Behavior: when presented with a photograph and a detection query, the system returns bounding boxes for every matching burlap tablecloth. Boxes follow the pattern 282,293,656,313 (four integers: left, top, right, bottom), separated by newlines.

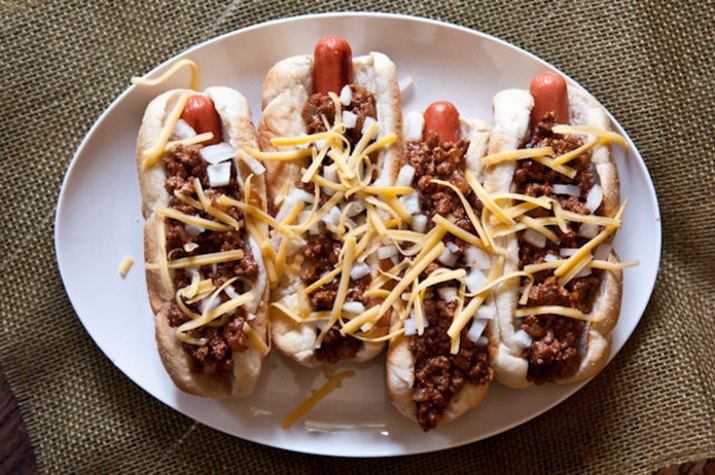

1,1,713,473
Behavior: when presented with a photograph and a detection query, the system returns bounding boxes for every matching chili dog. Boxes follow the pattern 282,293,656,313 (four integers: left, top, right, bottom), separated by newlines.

137,87,269,398
486,73,626,387
254,36,402,367
386,102,497,431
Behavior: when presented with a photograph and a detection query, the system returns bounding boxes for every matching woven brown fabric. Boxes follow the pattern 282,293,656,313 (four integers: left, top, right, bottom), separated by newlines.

1,1,713,473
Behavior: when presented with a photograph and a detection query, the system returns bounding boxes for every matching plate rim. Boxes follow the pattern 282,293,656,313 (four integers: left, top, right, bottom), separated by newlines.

54,11,662,457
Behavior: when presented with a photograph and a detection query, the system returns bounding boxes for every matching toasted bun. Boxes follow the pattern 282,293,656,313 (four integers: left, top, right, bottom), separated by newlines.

136,87,269,398
486,86,623,388
385,111,494,426
258,52,402,367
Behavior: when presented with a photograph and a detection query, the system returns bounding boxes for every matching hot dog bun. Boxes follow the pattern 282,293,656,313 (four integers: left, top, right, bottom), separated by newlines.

257,49,402,367
137,87,269,398
386,110,496,427
486,85,623,388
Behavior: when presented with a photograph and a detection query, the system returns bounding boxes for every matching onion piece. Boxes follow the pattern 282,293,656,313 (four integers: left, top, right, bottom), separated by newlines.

438,247,458,267
339,85,352,106
586,184,603,213
574,267,592,278
377,245,398,260
183,242,199,253
405,114,424,142
404,318,417,336
200,142,235,165
476,335,489,347
288,188,315,204
467,318,489,342
560,247,579,257
510,329,533,349
350,263,371,280
437,287,458,302
207,162,231,187
321,207,342,227
395,165,416,187
238,152,265,175
343,301,366,314
173,118,196,139
552,184,581,197
198,295,221,315
465,269,487,293
476,300,497,320
523,229,547,248
446,241,461,254
342,111,358,129
399,192,420,215
544,253,559,263
412,214,428,233
225,285,241,301
346,200,366,218
466,246,492,270
578,222,600,238
184,223,205,237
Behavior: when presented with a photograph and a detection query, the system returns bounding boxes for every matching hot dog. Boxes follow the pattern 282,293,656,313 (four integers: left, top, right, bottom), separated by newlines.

254,36,402,367
136,87,269,398
385,102,496,431
485,73,628,387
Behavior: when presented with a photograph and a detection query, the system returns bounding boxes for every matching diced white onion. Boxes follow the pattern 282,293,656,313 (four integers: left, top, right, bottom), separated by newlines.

594,243,612,260
309,223,321,235
361,117,377,136
510,329,533,349
446,241,461,254
377,245,398,260
239,152,265,175
467,318,489,342
390,255,400,266
346,200,366,218
323,164,338,182
552,184,581,197
314,138,327,150
438,248,458,267
466,246,492,270
343,301,366,314
322,207,342,227
574,267,592,278
225,285,241,300
412,214,428,233
404,318,417,336
172,119,196,139
198,295,221,315
475,335,489,347
288,188,315,204
185,267,199,279
544,253,559,263
437,287,458,302
184,223,205,237
578,222,600,238
298,210,312,225
405,114,424,142
410,310,428,328
350,263,371,280
207,162,231,187
465,269,487,293
476,300,497,320
398,74,414,95
586,185,603,213
342,110,358,129
523,229,547,248
560,247,579,257
200,142,235,165
395,165,416,187
183,242,198,253
339,85,352,106
399,192,421,215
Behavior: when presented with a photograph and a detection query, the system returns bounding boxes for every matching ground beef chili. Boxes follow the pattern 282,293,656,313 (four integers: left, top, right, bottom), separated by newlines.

296,85,379,362
162,144,253,376
302,85,377,146
516,113,605,383
404,133,493,431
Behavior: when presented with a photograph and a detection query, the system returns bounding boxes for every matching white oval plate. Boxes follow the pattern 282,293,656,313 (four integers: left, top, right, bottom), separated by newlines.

55,13,661,457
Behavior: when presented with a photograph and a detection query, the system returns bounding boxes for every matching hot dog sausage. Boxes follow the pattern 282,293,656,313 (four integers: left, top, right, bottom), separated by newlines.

181,95,223,145
423,101,460,143
313,35,354,94
529,72,569,129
